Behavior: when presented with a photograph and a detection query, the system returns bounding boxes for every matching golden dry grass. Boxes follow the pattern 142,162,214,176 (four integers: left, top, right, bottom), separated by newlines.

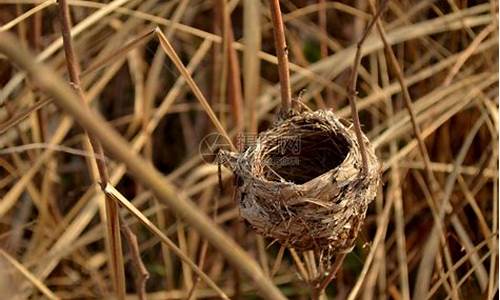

0,1,498,299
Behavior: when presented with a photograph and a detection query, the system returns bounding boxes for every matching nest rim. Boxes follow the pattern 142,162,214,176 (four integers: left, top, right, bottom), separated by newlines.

251,117,353,186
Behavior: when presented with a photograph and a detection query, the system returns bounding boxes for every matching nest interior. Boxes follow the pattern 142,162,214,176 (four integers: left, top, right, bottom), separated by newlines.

258,118,351,184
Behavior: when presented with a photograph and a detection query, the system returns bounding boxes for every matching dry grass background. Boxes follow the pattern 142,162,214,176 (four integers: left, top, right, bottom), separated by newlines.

0,0,498,299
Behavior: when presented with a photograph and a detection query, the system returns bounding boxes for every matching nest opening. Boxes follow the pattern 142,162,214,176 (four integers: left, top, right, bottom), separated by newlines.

261,121,351,184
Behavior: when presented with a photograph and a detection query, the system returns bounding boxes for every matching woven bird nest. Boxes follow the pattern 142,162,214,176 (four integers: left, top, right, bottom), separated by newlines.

220,109,380,255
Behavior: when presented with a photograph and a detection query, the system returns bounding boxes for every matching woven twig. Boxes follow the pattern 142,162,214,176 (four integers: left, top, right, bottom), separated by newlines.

220,110,380,256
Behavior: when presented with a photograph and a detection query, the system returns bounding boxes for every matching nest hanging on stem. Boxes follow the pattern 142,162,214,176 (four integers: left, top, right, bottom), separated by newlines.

220,109,380,257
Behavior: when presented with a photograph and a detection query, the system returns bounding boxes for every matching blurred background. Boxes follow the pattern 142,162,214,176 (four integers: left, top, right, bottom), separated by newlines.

0,0,498,299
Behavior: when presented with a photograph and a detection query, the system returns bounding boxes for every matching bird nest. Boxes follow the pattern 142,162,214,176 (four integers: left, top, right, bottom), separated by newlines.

219,109,380,255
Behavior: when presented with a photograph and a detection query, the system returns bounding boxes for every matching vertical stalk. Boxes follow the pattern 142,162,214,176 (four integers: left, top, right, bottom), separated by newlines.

346,0,388,176
315,2,389,296
268,0,292,112
56,2,148,299
318,0,334,107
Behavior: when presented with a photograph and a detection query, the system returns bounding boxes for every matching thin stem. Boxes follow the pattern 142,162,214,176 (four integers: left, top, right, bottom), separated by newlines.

347,0,388,176
315,1,390,294
186,240,209,300
268,0,292,112
318,0,334,107
155,28,236,152
224,6,244,134
56,1,148,299
369,2,459,299
120,216,149,300
81,28,155,77
104,184,229,300
316,253,347,296
367,0,440,194
0,31,287,300
243,0,261,132
0,97,52,135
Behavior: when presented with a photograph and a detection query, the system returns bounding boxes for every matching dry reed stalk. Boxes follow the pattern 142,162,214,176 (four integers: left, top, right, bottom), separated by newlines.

254,5,492,119
0,0,55,32
311,3,388,295
103,184,230,300
0,23,148,299
0,31,287,300
187,186,220,299
346,0,388,176
0,1,496,299
346,189,395,300
384,55,411,300
367,3,492,299
0,27,153,138
81,28,155,77
185,240,209,300
243,0,261,132
0,98,52,135
317,0,335,107
155,28,236,152
415,113,489,300
0,0,135,104
268,0,292,112
0,249,59,300
224,5,244,134
270,245,286,277
56,1,148,298
443,22,496,86
367,0,441,196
